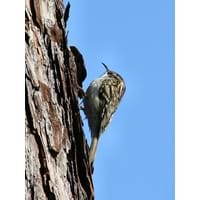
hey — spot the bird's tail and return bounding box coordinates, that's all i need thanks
[89,137,99,166]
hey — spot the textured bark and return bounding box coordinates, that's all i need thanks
[25,0,94,199]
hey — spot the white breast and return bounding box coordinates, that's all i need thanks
[85,77,103,111]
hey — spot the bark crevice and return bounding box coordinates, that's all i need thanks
[25,1,94,199]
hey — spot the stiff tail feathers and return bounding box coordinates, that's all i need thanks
[89,137,99,166]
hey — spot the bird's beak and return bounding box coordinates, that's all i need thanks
[101,62,110,72]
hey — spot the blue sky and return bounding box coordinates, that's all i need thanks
[65,0,174,199]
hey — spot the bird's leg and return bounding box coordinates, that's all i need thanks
[78,86,86,99]
[78,87,87,112]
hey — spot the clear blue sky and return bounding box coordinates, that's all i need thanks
[64,0,174,199]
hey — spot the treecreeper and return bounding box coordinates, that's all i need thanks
[83,63,126,169]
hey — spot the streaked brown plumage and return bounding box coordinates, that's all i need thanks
[84,63,126,166]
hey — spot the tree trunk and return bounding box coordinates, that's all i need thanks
[25,0,94,199]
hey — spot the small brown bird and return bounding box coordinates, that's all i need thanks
[84,63,126,166]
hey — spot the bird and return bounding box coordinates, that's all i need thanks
[83,63,126,167]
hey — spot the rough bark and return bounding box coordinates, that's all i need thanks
[25,0,94,199]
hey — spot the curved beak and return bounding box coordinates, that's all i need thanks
[101,62,110,72]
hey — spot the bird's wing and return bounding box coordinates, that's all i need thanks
[98,78,122,135]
